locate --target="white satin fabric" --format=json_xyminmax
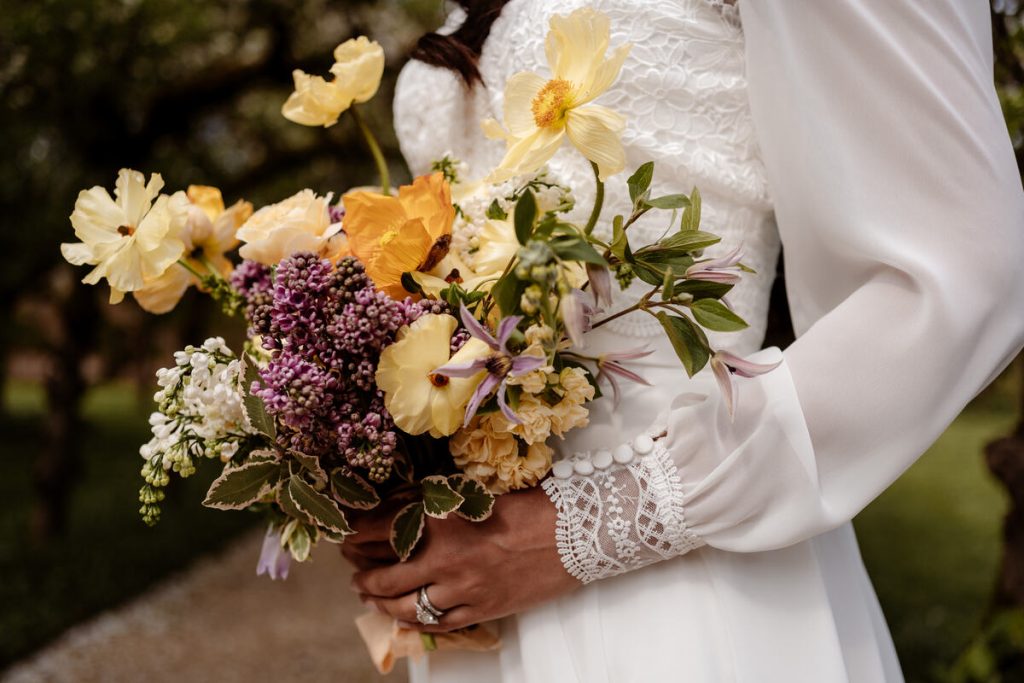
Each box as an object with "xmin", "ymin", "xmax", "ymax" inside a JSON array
[{"xmin": 394, "ymin": 0, "xmax": 1024, "ymax": 681}]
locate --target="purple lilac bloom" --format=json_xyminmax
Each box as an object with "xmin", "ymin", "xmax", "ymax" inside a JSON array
[{"xmin": 240, "ymin": 253, "xmax": 445, "ymax": 482}]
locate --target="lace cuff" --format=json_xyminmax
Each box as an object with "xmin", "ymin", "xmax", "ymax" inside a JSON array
[{"xmin": 541, "ymin": 422, "xmax": 704, "ymax": 584}]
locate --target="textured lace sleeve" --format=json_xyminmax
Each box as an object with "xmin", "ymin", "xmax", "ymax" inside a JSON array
[{"xmin": 543, "ymin": 0, "xmax": 1024, "ymax": 584}]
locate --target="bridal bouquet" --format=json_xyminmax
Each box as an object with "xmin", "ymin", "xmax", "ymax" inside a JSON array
[{"xmin": 59, "ymin": 6, "xmax": 775, "ymax": 671}]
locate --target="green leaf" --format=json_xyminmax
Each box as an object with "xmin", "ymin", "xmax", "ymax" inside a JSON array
[
  {"xmin": 656, "ymin": 312, "xmax": 711, "ymax": 377},
  {"xmin": 661, "ymin": 266, "xmax": 674, "ymax": 301},
  {"xmin": 642, "ymin": 194, "xmax": 690, "ymax": 210},
  {"xmin": 277, "ymin": 482, "xmax": 312, "ymax": 525},
  {"xmin": 422, "ymin": 475, "xmax": 466, "ymax": 519},
  {"xmin": 289, "ymin": 450, "xmax": 327, "ymax": 485},
  {"xmin": 330, "ymin": 468, "xmax": 381, "ymax": 510},
  {"xmin": 680, "ymin": 187, "xmax": 702, "ymax": 232},
  {"xmin": 390, "ymin": 502, "xmax": 426, "ymax": 562},
  {"xmin": 658, "ymin": 230, "xmax": 720, "ymax": 254},
  {"xmin": 690, "ymin": 299, "xmax": 749, "ymax": 332},
  {"xmin": 486, "ymin": 199, "xmax": 508, "ymax": 220},
  {"xmin": 241, "ymin": 355, "xmax": 276, "ymax": 439},
  {"xmin": 288, "ymin": 523, "xmax": 312, "ymax": 562},
  {"xmin": 203, "ymin": 460, "xmax": 281, "ymax": 510},
  {"xmin": 550, "ymin": 237, "xmax": 606, "ymax": 265},
  {"xmin": 673, "ymin": 280, "xmax": 734, "ymax": 300},
  {"xmin": 632, "ymin": 261, "xmax": 666, "ymax": 287},
  {"xmin": 627, "ymin": 162, "xmax": 655, "ymax": 204},
  {"xmin": 514, "ymin": 189, "xmax": 537, "ymax": 245},
  {"xmin": 448, "ymin": 475, "xmax": 495, "ymax": 522},
  {"xmin": 491, "ymin": 272, "xmax": 526, "ymax": 317},
  {"xmin": 288, "ymin": 475, "xmax": 353, "ymax": 536},
  {"xmin": 401, "ymin": 272, "xmax": 424, "ymax": 296},
  {"xmin": 609, "ymin": 214, "xmax": 630, "ymax": 262}
]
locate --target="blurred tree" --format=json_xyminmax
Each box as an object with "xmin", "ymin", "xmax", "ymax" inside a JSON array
[
  {"xmin": 0, "ymin": 0, "xmax": 443, "ymax": 540},
  {"xmin": 949, "ymin": 6, "xmax": 1024, "ymax": 679}
]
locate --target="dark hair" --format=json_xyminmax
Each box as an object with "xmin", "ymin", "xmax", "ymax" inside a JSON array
[{"xmin": 411, "ymin": 0, "xmax": 512, "ymax": 87}]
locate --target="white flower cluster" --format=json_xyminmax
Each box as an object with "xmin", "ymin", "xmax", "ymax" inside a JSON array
[
  {"xmin": 442, "ymin": 155, "xmax": 575, "ymax": 268},
  {"xmin": 139, "ymin": 337, "xmax": 256, "ymax": 525}
]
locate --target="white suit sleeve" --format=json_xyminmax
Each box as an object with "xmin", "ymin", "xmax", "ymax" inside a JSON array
[{"xmin": 543, "ymin": 0, "xmax": 1024, "ymax": 583}]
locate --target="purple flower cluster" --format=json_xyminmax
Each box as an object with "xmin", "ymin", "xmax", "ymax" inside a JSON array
[
  {"xmin": 229, "ymin": 260, "xmax": 274, "ymax": 336},
  {"xmin": 242, "ymin": 253, "xmax": 445, "ymax": 482}
]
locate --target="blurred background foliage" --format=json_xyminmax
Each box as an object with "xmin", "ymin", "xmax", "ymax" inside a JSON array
[{"xmin": 0, "ymin": 1, "xmax": 1022, "ymax": 681}]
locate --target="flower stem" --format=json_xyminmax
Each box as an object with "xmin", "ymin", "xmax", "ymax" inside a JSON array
[
  {"xmin": 176, "ymin": 259, "xmax": 206, "ymax": 280},
  {"xmin": 350, "ymin": 104, "xmax": 391, "ymax": 196},
  {"xmin": 583, "ymin": 161, "xmax": 604, "ymax": 236}
]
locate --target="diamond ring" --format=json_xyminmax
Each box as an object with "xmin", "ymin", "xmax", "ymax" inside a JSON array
[{"xmin": 415, "ymin": 585, "xmax": 444, "ymax": 626}]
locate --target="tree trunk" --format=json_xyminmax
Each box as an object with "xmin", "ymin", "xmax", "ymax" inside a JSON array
[
  {"xmin": 30, "ymin": 275, "xmax": 99, "ymax": 542},
  {"xmin": 987, "ymin": 357, "xmax": 1024, "ymax": 608}
]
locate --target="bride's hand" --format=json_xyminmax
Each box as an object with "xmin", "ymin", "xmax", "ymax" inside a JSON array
[{"xmin": 349, "ymin": 485, "xmax": 579, "ymax": 632}]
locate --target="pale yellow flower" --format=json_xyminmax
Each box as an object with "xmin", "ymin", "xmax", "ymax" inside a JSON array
[
  {"xmin": 471, "ymin": 218, "xmax": 520, "ymax": 279},
  {"xmin": 558, "ymin": 366, "xmax": 596, "ymax": 405},
  {"xmin": 483, "ymin": 8, "xmax": 631, "ymax": 182},
  {"xmin": 502, "ymin": 394, "xmax": 552, "ymax": 445},
  {"xmin": 61, "ymin": 169, "xmax": 187, "ymax": 304},
  {"xmin": 376, "ymin": 314, "xmax": 490, "ymax": 438},
  {"xmin": 134, "ymin": 186, "xmax": 253, "ymax": 314},
  {"xmin": 451, "ymin": 415, "xmax": 553, "ymax": 494},
  {"xmin": 282, "ymin": 37, "xmax": 385, "ymax": 128},
  {"xmin": 506, "ymin": 368, "xmax": 549, "ymax": 395},
  {"xmin": 236, "ymin": 189, "xmax": 345, "ymax": 266},
  {"xmin": 549, "ymin": 399, "xmax": 590, "ymax": 437}
]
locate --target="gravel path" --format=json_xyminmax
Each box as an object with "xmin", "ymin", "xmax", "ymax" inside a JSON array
[{"xmin": 2, "ymin": 529, "xmax": 408, "ymax": 683}]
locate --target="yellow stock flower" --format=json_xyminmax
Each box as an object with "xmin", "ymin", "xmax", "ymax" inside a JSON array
[
  {"xmin": 282, "ymin": 37, "xmax": 385, "ymax": 128},
  {"xmin": 61, "ymin": 169, "xmax": 187, "ymax": 304},
  {"xmin": 451, "ymin": 414, "xmax": 554, "ymax": 494},
  {"xmin": 483, "ymin": 8, "xmax": 631, "ymax": 182},
  {"xmin": 134, "ymin": 186, "xmax": 253, "ymax": 314},
  {"xmin": 236, "ymin": 189, "xmax": 345, "ymax": 266},
  {"xmin": 343, "ymin": 173, "xmax": 455, "ymax": 299},
  {"xmin": 376, "ymin": 314, "xmax": 490, "ymax": 438}
]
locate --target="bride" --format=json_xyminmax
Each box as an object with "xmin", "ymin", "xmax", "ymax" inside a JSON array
[{"xmin": 344, "ymin": 0, "xmax": 1024, "ymax": 680}]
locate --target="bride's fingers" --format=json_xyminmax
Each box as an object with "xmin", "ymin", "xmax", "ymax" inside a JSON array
[
  {"xmin": 352, "ymin": 558, "xmax": 431, "ymax": 598},
  {"xmin": 364, "ymin": 583, "xmax": 463, "ymax": 623},
  {"xmin": 407, "ymin": 607, "xmax": 479, "ymax": 634},
  {"xmin": 340, "ymin": 543, "xmax": 393, "ymax": 571}
]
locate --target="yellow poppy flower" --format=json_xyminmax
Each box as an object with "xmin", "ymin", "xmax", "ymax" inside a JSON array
[
  {"xmin": 483, "ymin": 8, "xmax": 631, "ymax": 182},
  {"xmin": 376, "ymin": 314, "xmax": 490, "ymax": 438},
  {"xmin": 134, "ymin": 186, "xmax": 253, "ymax": 314},
  {"xmin": 61, "ymin": 169, "xmax": 187, "ymax": 304},
  {"xmin": 343, "ymin": 173, "xmax": 455, "ymax": 299},
  {"xmin": 282, "ymin": 37, "xmax": 385, "ymax": 128}
]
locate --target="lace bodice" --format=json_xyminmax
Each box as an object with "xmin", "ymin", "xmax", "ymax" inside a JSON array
[
  {"xmin": 394, "ymin": 0, "xmax": 780, "ymax": 584},
  {"xmin": 395, "ymin": 0, "xmax": 778, "ymax": 347}
]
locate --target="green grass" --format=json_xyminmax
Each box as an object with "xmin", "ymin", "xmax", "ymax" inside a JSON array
[
  {"xmin": 0, "ymin": 380, "xmax": 255, "ymax": 668},
  {"xmin": 856, "ymin": 403, "xmax": 1015, "ymax": 682}
]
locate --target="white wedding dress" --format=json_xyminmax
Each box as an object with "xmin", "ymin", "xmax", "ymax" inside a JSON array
[{"xmin": 393, "ymin": 1, "xmax": 1024, "ymax": 681}]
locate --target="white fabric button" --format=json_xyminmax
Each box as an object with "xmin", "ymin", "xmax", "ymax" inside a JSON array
[
  {"xmin": 552, "ymin": 460, "xmax": 575, "ymax": 479},
  {"xmin": 633, "ymin": 435, "xmax": 654, "ymax": 455},
  {"xmin": 613, "ymin": 444, "xmax": 634, "ymax": 464},
  {"xmin": 573, "ymin": 459, "xmax": 595, "ymax": 476},
  {"xmin": 593, "ymin": 450, "xmax": 613, "ymax": 469}
]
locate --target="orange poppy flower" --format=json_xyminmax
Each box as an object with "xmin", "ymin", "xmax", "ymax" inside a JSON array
[{"xmin": 343, "ymin": 172, "xmax": 455, "ymax": 298}]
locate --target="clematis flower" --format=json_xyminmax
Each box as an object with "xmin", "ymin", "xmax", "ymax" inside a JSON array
[
  {"xmin": 343, "ymin": 173, "xmax": 455, "ymax": 299},
  {"xmin": 710, "ymin": 350, "xmax": 783, "ymax": 419},
  {"xmin": 559, "ymin": 288, "xmax": 595, "ymax": 347},
  {"xmin": 376, "ymin": 313, "xmax": 491, "ymax": 438},
  {"xmin": 256, "ymin": 526, "xmax": 291, "ymax": 580},
  {"xmin": 61, "ymin": 169, "xmax": 188, "ymax": 304},
  {"xmin": 594, "ymin": 348, "xmax": 653, "ymax": 406},
  {"xmin": 282, "ymin": 37, "xmax": 385, "ymax": 128},
  {"xmin": 482, "ymin": 8, "xmax": 632, "ymax": 182},
  {"xmin": 236, "ymin": 189, "xmax": 345, "ymax": 266},
  {"xmin": 433, "ymin": 305, "xmax": 548, "ymax": 427},
  {"xmin": 685, "ymin": 245, "xmax": 745, "ymax": 284},
  {"xmin": 586, "ymin": 262, "xmax": 614, "ymax": 308},
  {"xmin": 134, "ymin": 186, "xmax": 253, "ymax": 314}
]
